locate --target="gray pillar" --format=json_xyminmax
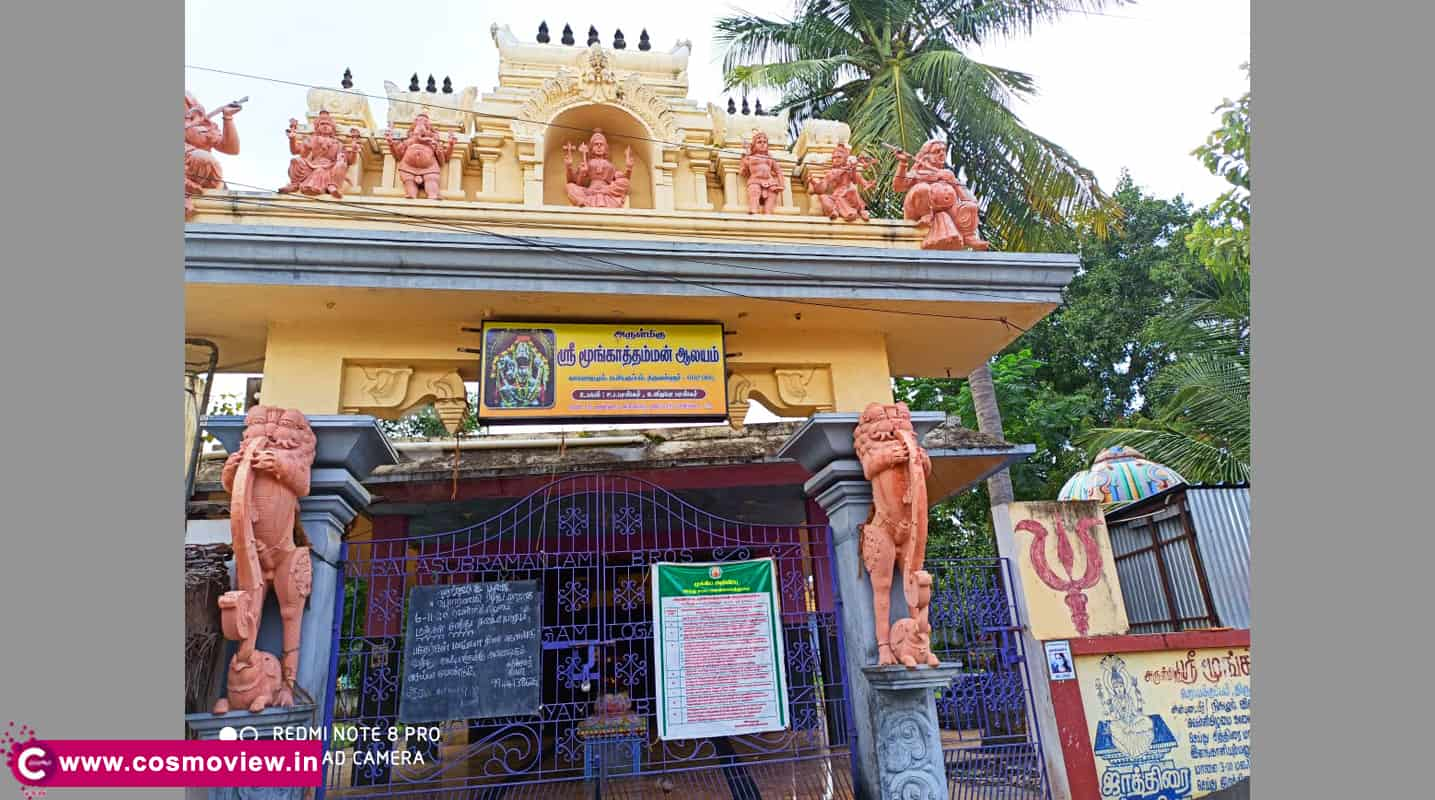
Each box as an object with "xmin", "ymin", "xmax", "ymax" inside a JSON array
[
  {"xmin": 188, "ymin": 415, "xmax": 398, "ymax": 800},
  {"xmin": 778, "ymin": 412, "xmax": 947, "ymax": 800},
  {"xmin": 863, "ymin": 664, "xmax": 962, "ymax": 799}
]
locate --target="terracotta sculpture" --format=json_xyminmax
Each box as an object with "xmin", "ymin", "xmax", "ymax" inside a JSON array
[
  {"xmin": 739, "ymin": 131, "xmax": 784, "ymax": 214},
  {"xmin": 890, "ymin": 140, "xmax": 989, "ymax": 251},
  {"xmin": 184, "ymin": 92, "xmax": 242, "ymax": 219},
  {"xmin": 279, "ymin": 112, "xmax": 361, "ymax": 199},
  {"xmin": 385, "ymin": 113, "xmax": 456, "ymax": 199},
  {"xmin": 888, "ymin": 571, "xmax": 939, "ymax": 668},
  {"xmin": 854, "ymin": 402, "xmax": 937, "ymax": 667},
  {"xmin": 563, "ymin": 129, "xmax": 633, "ymax": 208},
  {"xmin": 806, "ymin": 143, "xmax": 875, "ymax": 221},
  {"xmin": 213, "ymin": 406, "xmax": 317, "ymax": 715}
]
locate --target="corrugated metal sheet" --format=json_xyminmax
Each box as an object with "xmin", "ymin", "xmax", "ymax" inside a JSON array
[{"xmin": 1187, "ymin": 486, "xmax": 1252, "ymax": 629}]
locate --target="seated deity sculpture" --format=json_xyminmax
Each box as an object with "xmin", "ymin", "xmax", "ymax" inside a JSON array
[
  {"xmin": 385, "ymin": 113, "xmax": 456, "ymax": 200},
  {"xmin": 564, "ymin": 129, "xmax": 634, "ymax": 208},
  {"xmin": 890, "ymin": 140, "xmax": 989, "ymax": 251},
  {"xmin": 279, "ymin": 111, "xmax": 361, "ymax": 199}
]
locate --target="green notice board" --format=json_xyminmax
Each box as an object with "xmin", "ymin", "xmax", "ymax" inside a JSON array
[{"xmin": 651, "ymin": 558, "xmax": 790, "ymax": 740}]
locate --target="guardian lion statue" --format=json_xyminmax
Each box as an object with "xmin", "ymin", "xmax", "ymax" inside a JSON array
[
  {"xmin": 213, "ymin": 406, "xmax": 316, "ymax": 714},
  {"xmin": 854, "ymin": 402, "xmax": 939, "ymax": 667}
]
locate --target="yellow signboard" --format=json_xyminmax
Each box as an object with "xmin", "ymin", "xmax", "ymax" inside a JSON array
[
  {"xmin": 478, "ymin": 321, "xmax": 727, "ymax": 423},
  {"xmin": 1076, "ymin": 646, "xmax": 1251, "ymax": 798}
]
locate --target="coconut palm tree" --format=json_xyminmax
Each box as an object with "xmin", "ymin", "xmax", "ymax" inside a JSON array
[{"xmin": 717, "ymin": 0, "xmax": 1126, "ymax": 250}]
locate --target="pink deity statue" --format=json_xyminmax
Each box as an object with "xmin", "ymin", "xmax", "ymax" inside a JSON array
[
  {"xmin": 385, "ymin": 113, "xmax": 456, "ymax": 199},
  {"xmin": 740, "ymin": 131, "xmax": 784, "ymax": 214},
  {"xmin": 806, "ymin": 142, "xmax": 875, "ymax": 222},
  {"xmin": 213, "ymin": 406, "xmax": 317, "ymax": 714},
  {"xmin": 853, "ymin": 402, "xmax": 939, "ymax": 668},
  {"xmin": 279, "ymin": 111, "xmax": 361, "ymax": 199},
  {"xmin": 891, "ymin": 140, "xmax": 989, "ymax": 251},
  {"xmin": 184, "ymin": 92, "xmax": 242, "ymax": 219},
  {"xmin": 563, "ymin": 129, "xmax": 634, "ymax": 208}
]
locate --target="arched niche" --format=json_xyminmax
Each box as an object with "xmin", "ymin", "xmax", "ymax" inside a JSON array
[{"xmin": 543, "ymin": 104, "xmax": 656, "ymax": 209}]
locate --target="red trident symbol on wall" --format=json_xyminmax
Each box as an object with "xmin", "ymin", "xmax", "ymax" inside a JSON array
[{"xmin": 1016, "ymin": 517, "xmax": 1104, "ymax": 636}]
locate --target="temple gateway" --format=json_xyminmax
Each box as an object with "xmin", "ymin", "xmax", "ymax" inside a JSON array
[{"xmin": 184, "ymin": 21, "xmax": 1084, "ymax": 800}]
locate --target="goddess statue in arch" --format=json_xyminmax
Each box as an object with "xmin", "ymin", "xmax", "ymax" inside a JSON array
[{"xmin": 564, "ymin": 129, "xmax": 634, "ymax": 208}]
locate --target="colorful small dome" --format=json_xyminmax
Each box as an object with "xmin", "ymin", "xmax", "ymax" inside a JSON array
[{"xmin": 1058, "ymin": 446, "xmax": 1186, "ymax": 505}]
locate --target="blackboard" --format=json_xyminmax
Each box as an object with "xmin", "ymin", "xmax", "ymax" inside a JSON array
[{"xmin": 397, "ymin": 580, "xmax": 542, "ymax": 724}]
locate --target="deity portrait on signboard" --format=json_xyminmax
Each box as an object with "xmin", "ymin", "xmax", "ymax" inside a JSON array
[
  {"xmin": 484, "ymin": 328, "xmax": 556, "ymax": 409},
  {"xmin": 1090, "ymin": 654, "xmax": 1190, "ymax": 799}
]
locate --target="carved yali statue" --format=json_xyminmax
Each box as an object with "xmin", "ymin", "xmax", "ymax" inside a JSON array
[
  {"xmin": 385, "ymin": 113, "xmax": 456, "ymax": 199},
  {"xmin": 740, "ymin": 131, "xmax": 784, "ymax": 214},
  {"xmin": 279, "ymin": 111, "xmax": 361, "ymax": 199},
  {"xmin": 564, "ymin": 128, "xmax": 633, "ymax": 208},
  {"xmin": 854, "ymin": 402, "xmax": 939, "ymax": 668},
  {"xmin": 890, "ymin": 140, "xmax": 989, "ymax": 251},
  {"xmin": 213, "ymin": 406, "xmax": 317, "ymax": 715},
  {"xmin": 184, "ymin": 91, "xmax": 242, "ymax": 219},
  {"xmin": 806, "ymin": 142, "xmax": 875, "ymax": 222}
]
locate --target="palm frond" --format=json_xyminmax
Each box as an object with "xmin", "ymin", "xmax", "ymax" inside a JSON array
[{"xmin": 1080, "ymin": 423, "xmax": 1250, "ymax": 485}]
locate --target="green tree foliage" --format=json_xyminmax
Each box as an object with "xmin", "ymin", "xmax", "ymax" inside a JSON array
[
  {"xmin": 716, "ymin": 0, "xmax": 1126, "ymax": 250},
  {"xmin": 1185, "ymin": 63, "xmax": 1250, "ymax": 281}
]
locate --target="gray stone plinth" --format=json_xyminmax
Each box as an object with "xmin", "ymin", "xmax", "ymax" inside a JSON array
[{"xmin": 863, "ymin": 664, "xmax": 962, "ymax": 800}]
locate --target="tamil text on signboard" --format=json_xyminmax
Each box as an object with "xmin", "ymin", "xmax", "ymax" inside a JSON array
[
  {"xmin": 398, "ymin": 581, "xmax": 542, "ymax": 724},
  {"xmin": 651, "ymin": 559, "xmax": 790, "ymax": 740},
  {"xmin": 478, "ymin": 321, "xmax": 727, "ymax": 424}
]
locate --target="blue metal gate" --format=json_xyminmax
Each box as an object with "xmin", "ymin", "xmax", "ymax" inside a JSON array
[
  {"xmin": 926, "ymin": 557, "xmax": 1050, "ymax": 800},
  {"xmin": 321, "ymin": 474, "xmax": 854, "ymax": 799}
]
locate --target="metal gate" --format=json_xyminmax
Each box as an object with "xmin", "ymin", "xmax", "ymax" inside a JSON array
[
  {"xmin": 925, "ymin": 557, "xmax": 1050, "ymax": 800},
  {"xmin": 322, "ymin": 474, "xmax": 854, "ymax": 799}
]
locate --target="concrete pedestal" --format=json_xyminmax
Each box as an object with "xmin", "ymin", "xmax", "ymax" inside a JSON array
[
  {"xmin": 863, "ymin": 664, "xmax": 963, "ymax": 800},
  {"xmin": 777, "ymin": 412, "xmax": 946, "ymax": 800},
  {"xmin": 193, "ymin": 415, "xmax": 398, "ymax": 800}
]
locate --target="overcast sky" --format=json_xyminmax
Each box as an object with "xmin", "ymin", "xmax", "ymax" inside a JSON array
[{"xmin": 186, "ymin": 0, "xmax": 1249, "ymax": 426}]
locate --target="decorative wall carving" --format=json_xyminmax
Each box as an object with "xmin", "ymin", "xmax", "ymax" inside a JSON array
[
  {"xmin": 383, "ymin": 82, "xmax": 478, "ymax": 131},
  {"xmin": 876, "ymin": 709, "xmax": 945, "ymax": 800},
  {"xmin": 339, "ymin": 363, "xmax": 469, "ymax": 435},
  {"xmin": 514, "ymin": 63, "xmax": 681, "ymax": 144},
  {"xmin": 726, "ymin": 365, "xmax": 835, "ymax": 428}
]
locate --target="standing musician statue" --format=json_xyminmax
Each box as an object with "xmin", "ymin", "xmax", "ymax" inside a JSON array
[
  {"xmin": 888, "ymin": 139, "xmax": 990, "ymax": 251},
  {"xmin": 854, "ymin": 402, "xmax": 940, "ymax": 668},
  {"xmin": 213, "ymin": 406, "xmax": 317, "ymax": 714}
]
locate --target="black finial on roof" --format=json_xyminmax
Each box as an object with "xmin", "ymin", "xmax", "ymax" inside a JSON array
[
  {"xmin": 537, "ymin": 21, "xmax": 550, "ymax": 43},
  {"xmin": 639, "ymin": 29, "xmax": 651, "ymax": 51},
  {"xmin": 341, "ymin": 68, "xmax": 353, "ymax": 89},
  {"xmin": 561, "ymin": 24, "xmax": 575, "ymax": 45},
  {"xmin": 587, "ymin": 25, "xmax": 599, "ymax": 46},
  {"xmin": 726, "ymin": 97, "xmax": 736, "ymax": 114},
  {"xmin": 442, "ymin": 76, "xmax": 453, "ymax": 94},
  {"xmin": 741, "ymin": 96, "xmax": 750, "ymax": 115},
  {"xmin": 613, "ymin": 29, "xmax": 626, "ymax": 49},
  {"xmin": 409, "ymin": 73, "xmax": 420, "ymax": 92},
  {"xmin": 426, "ymin": 75, "xmax": 437, "ymax": 93},
  {"xmin": 754, "ymin": 98, "xmax": 764, "ymax": 115}
]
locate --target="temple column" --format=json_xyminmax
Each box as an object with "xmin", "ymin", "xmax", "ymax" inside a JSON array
[
  {"xmin": 186, "ymin": 416, "xmax": 398, "ymax": 800},
  {"xmin": 778, "ymin": 411, "xmax": 952, "ymax": 800},
  {"xmin": 718, "ymin": 156, "xmax": 746, "ymax": 213}
]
